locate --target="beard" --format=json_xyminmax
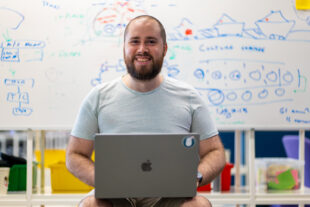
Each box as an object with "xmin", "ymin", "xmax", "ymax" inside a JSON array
[{"xmin": 124, "ymin": 52, "xmax": 164, "ymax": 81}]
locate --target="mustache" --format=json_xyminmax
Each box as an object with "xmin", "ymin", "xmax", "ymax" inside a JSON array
[{"xmin": 134, "ymin": 52, "xmax": 152, "ymax": 58}]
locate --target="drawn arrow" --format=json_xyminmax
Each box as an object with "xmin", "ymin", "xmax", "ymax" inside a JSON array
[
  {"xmin": 9, "ymin": 68, "xmax": 16, "ymax": 76},
  {"xmin": 2, "ymin": 29, "xmax": 12, "ymax": 42}
]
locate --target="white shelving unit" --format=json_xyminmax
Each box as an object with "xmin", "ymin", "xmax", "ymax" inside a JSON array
[{"xmin": 0, "ymin": 129, "xmax": 309, "ymax": 207}]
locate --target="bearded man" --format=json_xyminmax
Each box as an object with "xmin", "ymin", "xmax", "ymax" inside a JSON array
[{"xmin": 66, "ymin": 15, "xmax": 226, "ymax": 207}]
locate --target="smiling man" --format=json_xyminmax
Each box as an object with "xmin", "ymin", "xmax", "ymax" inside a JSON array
[
  {"xmin": 123, "ymin": 16, "xmax": 166, "ymax": 82},
  {"xmin": 66, "ymin": 15, "xmax": 226, "ymax": 207}
]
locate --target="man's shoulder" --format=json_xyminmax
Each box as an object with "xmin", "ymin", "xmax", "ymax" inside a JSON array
[
  {"xmin": 164, "ymin": 76, "xmax": 197, "ymax": 92},
  {"xmin": 95, "ymin": 77, "xmax": 122, "ymax": 93}
]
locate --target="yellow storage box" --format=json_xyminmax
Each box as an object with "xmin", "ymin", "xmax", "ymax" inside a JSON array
[
  {"xmin": 49, "ymin": 162, "xmax": 93, "ymax": 193},
  {"xmin": 35, "ymin": 149, "xmax": 66, "ymax": 168},
  {"xmin": 35, "ymin": 149, "xmax": 94, "ymax": 168}
]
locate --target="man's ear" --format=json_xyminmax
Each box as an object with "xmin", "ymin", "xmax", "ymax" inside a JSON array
[{"xmin": 163, "ymin": 43, "xmax": 168, "ymax": 57}]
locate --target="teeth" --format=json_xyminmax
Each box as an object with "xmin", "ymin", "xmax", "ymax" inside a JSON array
[{"xmin": 136, "ymin": 57, "xmax": 150, "ymax": 62}]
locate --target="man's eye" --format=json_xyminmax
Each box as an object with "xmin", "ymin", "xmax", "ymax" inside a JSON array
[
  {"xmin": 147, "ymin": 40, "xmax": 156, "ymax": 44},
  {"xmin": 130, "ymin": 40, "xmax": 139, "ymax": 44}
]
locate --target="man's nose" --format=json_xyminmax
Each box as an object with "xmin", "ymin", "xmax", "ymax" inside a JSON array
[{"xmin": 137, "ymin": 43, "xmax": 148, "ymax": 53}]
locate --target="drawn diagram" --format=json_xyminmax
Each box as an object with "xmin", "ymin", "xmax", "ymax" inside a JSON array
[
  {"xmin": 4, "ymin": 78, "xmax": 34, "ymax": 116},
  {"xmin": 167, "ymin": 18, "xmax": 202, "ymax": 41},
  {"xmin": 0, "ymin": 8, "xmax": 45, "ymax": 62},
  {"xmin": 0, "ymin": 7, "xmax": 24, "ymax": 31},
  {"xmin": 163, "ymin": 60, "xmax": 180, "ymax": 78},
  {"xmin": 251, "ymin": 11, "xmax": 295, "ymax": 40},
  {"xmin": 1, "ymin": 40, "xmax": 46, "ymax": 62},
  {"xmin": 193, "ymin": 59, "xmax": 306, "ymax": 108},
  {"xmin": 91, "ymin": 59, "xmax": 126, "ymax": 86},
  {"xmin": 168, "ymin": 11, "xmax": 310, "ymax": 42},
  {"xmin": 92, "ymin": 0, "xmax": 146, "ymax": 38},
  {"xmin": 214, "ymin": 14, "xmax": 245, "ymax": 37}
]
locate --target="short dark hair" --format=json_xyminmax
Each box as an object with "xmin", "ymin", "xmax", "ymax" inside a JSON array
[{"xmin": 124, "ymin": 15, "xmax": 167, "ymax": 44}]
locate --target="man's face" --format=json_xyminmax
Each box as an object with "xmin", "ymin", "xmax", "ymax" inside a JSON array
[{"xmin": 123, "ymin": 18, "xmax": 167, "ymax": 81}]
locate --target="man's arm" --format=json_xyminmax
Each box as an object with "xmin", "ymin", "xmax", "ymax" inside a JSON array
[
  {"xmin": 197, "ymin": 134, "xmax": 226, "ymax": 187},
  {"xmin": 66, "ymin": 135, "xmax": 95, "ymax": 186}
]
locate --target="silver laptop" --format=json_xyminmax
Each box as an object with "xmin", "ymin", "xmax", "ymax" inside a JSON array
[{"xmin": 94, "ymin": 133, "xmax": 200, "ymax": 199}]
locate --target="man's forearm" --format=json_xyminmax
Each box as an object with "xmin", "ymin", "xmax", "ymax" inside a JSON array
[
  {"xmin": 66, "ymin": 152, "xmax": 95, "ymax": 187},
  {"xmin": 198, "ymin": 148, "xmax": 226, "ymax": 186}
]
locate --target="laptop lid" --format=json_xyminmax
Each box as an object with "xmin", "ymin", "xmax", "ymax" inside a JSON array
[{"xmin": 94, "ymin": 133, "xmax": 200, "ymax": 199}]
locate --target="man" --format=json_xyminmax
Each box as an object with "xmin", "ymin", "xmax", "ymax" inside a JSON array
[{"xmin": 66, "ymin": 15, "xmax": 226, "ymax": 207}]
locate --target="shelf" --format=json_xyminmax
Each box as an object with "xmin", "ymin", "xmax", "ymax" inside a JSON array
[
  {"xmin": 0, "ymin": 194, "xmax": 27, "ymax": 205},
  {"xmin": 198, "ymin": 187, "xmax": 310, "ymax": 205},
  {"xmin": 31, "ymin": 193, "xmax": 84, "ymax": 205},
  {"xmin": 255, "ymin": 187, "xmax": 310, "ymax": 204},
  {"xmin": 2, "ymin": 187, "xmax": 310, "ymax": 205},
  {"xmin": 200, "ymin": 192, "xmax": 251, "ymax": 204},
  {"xmin": 199, "ymin": 187, "xmax": 251, "ymax": 204},
  {"xmin": 0, "ymin": 193, "xmax": 84, "ymax": 206}
]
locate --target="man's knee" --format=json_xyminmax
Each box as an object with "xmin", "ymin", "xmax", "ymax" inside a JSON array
[{"xmin": 79, "ymin": 195, "xmax": 113, "ymax": 207}]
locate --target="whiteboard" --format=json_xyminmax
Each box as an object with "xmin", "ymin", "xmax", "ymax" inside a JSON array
[{"xmin": 0, "ymin": 0, "xmax": 310, "ymax": 130}]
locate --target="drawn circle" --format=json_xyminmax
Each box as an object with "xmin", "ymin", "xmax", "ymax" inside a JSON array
[
  {"xmin": 208, "ymin": 89, "xmax": 224, "ymax": 106},
  {"xmin": 258, "ymin": 89, "xmax": 268, "ymax": 99},
  {"xmin": 229, "ymin": 70, "xmax": 241, "ymax": 81},
  {"xmin": 282, "ymin": 71, "xmax": 294, "ymax": 84},
  {"xmin": 194, "ymin": 68, "xmax": 205, "ymax": 80},
  {"xmin": 211, "ymin": 71, "xmax": 222, "ymax": 80},
  {"xmin": 249, "ymin": 70, "xmax": 261, "ymax": 81},
  {"xmin": 167, "ymin": 68, "xmax": 180, "ymax": 78},
  {"xmin": 103, "ymin": 24, "xmax": 116, "ymax": 34},
  {"xmin": 266, "ymin": 71, "xmax": 278, "ymax": 82},
  {"xmin": 182, "ymin": 136, "xmax": 196, "ymax": 148},
  {"xmin": 275, "ymin": 88, "xmax": 285, "ymax": 96},
  {"xmin": 226, "ymin": 92, "xmax": 237, "ymax": 101},
  {"xmin": 241, "ymin": 90, "xmax": 252, "ymax": 102}
]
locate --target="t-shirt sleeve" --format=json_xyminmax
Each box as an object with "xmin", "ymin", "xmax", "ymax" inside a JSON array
[
  {"xmin": 190, "ymin": 91, "xmax": 218, "ymax": 140},
  {"xmin": 71, "ymin": 87, "xmax": 99, "ymax": 140}
]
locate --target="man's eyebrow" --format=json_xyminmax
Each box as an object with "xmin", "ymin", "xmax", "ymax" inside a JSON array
[
  {"xmin": 129, "ymin": 36, "xmax": 157, "ymax": 40},
  {"xmin": 146, "ymin": 36, "xmax": 157, "ymax": 40},
  {"xmin": 128, "ymin": 36, "xmax": 158, "ymax": 42},
  {"xmin": 129, "ymin": 36, "xmax": 140, "ymax": 40}
]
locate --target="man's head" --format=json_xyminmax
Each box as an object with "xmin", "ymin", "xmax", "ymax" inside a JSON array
[{"xmin": 123, "ymin": 15, "xmax": 168, "ymax": 81}]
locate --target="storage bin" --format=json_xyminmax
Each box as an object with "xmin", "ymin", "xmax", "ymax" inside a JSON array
[
  {"xmin": 49, "ymin": 161, "xmax": 93, "ymax": 193},
  {"xmin": 7, "ymin": 162, "xmax": 37, "ymax": 192},
  {"xmin": 0, "ymin": 167, "xmax": 10, "ymax": 194},
  {"xmin": 35, "ymin": 149, "xmax": 95, "ymax": 168},
  {"xmin": 197, "ymin": 162, "xmax": 234, "ymax": 192},
  {"xmin": 255, "ymin": 158, "xmax": 304, "ymax": 190},
  {"xmin": 221, "ymin": 163, "xmax": 234, "ymax": 191},
  {"xmin": 35, "ymin": 149, "xmax": 66, "ymax": 168}
]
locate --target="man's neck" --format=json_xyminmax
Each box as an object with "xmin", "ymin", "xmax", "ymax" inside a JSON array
[{"xmin": 122, "ymin": 74, "xmax": 163, "ymax": 92}]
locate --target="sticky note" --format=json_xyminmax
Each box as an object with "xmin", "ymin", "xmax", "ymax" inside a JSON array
[{"xmin": 296, "ymin": 0, "xmax": 310, "ymax": 10}]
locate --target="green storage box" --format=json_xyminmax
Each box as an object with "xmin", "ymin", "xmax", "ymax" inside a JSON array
[{"xmin": 8, "ymin": 162, "xmax": 37, "ymax": 192}]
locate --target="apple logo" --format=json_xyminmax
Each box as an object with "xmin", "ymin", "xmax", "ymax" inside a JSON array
[{"xmin": 141, "ymin": 160, "xmax": 152, "ymax": 172}]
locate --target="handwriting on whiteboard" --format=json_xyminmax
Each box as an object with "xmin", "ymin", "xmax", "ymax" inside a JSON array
[{"xmin": 4, "ymin": 78, "xmax": 35, "ymax": 116}]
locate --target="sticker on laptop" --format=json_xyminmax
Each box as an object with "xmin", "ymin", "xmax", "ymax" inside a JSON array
[{"xmin": 182, "ymin": 136, "xmax": 196, "ymax": 148}]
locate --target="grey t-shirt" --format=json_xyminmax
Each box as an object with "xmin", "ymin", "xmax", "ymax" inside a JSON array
[{"xmin": 71, "ymin": 76, "xmax": 218, "ymax": 140}]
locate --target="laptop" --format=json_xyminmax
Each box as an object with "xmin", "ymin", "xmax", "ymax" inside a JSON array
[{"xmin": 94, "ymin": 133, "xmax": 200, "ymax": 199}]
